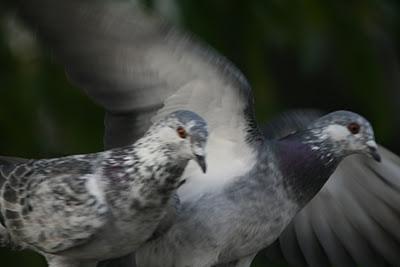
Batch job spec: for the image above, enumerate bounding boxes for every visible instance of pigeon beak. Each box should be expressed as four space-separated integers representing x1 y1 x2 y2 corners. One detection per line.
191 137 207 173
194 154 207 173
366 140 381 162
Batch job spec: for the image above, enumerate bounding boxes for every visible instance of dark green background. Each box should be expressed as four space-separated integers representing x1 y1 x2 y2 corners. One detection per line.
0 0 399 266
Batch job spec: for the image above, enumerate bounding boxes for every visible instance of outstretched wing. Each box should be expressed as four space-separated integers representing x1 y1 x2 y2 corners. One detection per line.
12 0 258 148
12 0 261 218
0 155 108 253
263 110 400 267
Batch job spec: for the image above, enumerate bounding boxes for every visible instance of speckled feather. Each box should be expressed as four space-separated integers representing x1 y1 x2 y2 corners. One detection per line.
0 110 208 266
0 154 106 252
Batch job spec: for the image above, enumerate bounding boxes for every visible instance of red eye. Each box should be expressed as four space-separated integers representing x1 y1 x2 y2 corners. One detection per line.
177 127 187 139
347 122 360 134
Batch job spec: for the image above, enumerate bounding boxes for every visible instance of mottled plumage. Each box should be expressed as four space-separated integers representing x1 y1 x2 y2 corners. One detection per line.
0 110 208 267
4 1 400 266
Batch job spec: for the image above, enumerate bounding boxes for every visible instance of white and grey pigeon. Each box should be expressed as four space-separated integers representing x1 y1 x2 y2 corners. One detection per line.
262 110 400 267
5 0 400 266
0 110 208 267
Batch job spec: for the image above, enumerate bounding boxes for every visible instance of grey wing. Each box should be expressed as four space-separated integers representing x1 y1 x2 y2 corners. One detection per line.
261 109 322 139
12 0 258 149
262 110 400 267
150 193 181 240
214 253 257 267
0 156 108 253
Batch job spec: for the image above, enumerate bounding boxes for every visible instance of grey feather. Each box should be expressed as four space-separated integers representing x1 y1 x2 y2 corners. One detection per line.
262 110 323 140
278 222 307 267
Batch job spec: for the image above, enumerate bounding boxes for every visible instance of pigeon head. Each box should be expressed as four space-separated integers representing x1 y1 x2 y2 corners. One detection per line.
306 110 381 162
150 110 208 173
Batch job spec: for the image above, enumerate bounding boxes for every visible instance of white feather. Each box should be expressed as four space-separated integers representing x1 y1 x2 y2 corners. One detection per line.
322 124 349 141
146 61 255 202
86 174 105 204
178 130 256 202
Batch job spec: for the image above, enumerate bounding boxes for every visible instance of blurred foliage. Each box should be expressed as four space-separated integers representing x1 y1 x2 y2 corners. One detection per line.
0 0 400 266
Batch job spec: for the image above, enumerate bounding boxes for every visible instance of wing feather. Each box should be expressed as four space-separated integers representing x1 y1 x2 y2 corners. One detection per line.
0 155 108 253
12 0 260 210
12 0 258 149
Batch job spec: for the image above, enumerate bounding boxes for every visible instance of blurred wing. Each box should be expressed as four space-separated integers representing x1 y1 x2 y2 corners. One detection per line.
12 0 257 149
13 4 261 265
263 110 400 267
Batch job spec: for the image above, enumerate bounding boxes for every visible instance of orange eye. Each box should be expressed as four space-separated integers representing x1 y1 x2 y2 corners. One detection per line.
347 122 360 134
177 126 187 139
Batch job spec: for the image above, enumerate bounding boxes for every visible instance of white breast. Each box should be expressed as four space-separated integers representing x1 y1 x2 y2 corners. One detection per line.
178 131 256 202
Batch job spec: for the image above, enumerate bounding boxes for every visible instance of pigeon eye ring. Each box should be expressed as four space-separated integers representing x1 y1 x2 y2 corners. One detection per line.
177 127 187 139
347 122 361 134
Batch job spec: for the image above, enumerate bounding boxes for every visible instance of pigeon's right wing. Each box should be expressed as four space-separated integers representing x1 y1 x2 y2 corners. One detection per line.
261 110 323 139
263 110 400 267
11 0 259 149
12 0 262 216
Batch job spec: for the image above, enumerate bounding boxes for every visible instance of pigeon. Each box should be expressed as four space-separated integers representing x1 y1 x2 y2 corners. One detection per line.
0 110 208 267
4 0 400 266
134 110 381 266
262 110 400 267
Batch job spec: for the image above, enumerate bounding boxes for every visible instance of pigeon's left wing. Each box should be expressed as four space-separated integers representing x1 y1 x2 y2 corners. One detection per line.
262 110 400 267
0 155 109 253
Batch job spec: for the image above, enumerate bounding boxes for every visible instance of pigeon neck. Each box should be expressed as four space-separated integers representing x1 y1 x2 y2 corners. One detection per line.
103 137 189 206
274 131 342 206
129 137 189 186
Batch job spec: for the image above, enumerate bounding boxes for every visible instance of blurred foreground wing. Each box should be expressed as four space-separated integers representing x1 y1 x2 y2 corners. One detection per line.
263 110 400 267
12 0 257 148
